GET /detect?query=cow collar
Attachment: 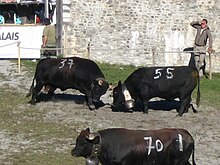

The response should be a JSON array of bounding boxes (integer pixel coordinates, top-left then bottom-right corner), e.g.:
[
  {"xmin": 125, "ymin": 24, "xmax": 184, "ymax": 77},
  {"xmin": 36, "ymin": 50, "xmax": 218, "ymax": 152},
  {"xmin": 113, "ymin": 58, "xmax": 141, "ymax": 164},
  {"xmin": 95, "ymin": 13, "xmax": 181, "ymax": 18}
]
[
  {"xmin": 121, "ymin": 83, "xmax": 135, "ymax": 109},
  {"xmin": 89, "ymin": 132, "xmax": 102, "ymax": 159},
  {"xmin": 122, "ymin": 83, "xmax": 133, "ymax": 101}
]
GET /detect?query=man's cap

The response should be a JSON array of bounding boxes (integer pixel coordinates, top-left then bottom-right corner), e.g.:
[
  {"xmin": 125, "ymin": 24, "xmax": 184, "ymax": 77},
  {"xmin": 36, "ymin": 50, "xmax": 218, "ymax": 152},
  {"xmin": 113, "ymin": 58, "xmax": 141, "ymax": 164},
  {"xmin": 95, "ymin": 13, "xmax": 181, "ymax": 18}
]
[{"xmin": 43, "ymin": 18, "xmax": 51, "ymax": 25}]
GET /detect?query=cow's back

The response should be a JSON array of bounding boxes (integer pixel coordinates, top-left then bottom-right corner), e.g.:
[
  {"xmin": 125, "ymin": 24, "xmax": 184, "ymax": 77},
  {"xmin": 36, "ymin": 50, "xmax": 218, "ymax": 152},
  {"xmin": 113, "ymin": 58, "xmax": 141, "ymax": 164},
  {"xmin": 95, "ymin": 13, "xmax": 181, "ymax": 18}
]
[
  {"xmin": 98, "ymin": 128, "xmax": 195, "ymax": 165},
  {"xmin": 36, "ymin": 57, "xmax": 104, "ymax": 78},
  {"xmin": 34, "ymin": 57, "xmax": 105, "ymax": 87}
]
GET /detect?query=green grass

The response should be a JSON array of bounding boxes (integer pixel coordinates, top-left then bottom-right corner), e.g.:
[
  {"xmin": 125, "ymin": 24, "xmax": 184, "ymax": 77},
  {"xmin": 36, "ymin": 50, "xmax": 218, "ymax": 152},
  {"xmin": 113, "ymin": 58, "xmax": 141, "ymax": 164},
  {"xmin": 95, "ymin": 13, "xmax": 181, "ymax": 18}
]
[
  {"xmin": 97, "ymin": 62, "xmax": 137, "ymax": 84},
  {"xmin": 199, "ymin": 73, "xmax": 220, "ymax": 107}
]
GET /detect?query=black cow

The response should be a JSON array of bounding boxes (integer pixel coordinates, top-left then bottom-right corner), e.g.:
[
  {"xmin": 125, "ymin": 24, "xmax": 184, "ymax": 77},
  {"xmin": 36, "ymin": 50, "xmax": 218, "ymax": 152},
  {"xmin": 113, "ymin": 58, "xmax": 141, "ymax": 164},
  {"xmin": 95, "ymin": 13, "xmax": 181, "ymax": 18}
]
[
  {"xmin": 71, "ymin": 128, "xmax": 196, "ymax": 165},
  {"xmin": 26, "ymin": 57, "xmax": 109, "ymax": 110},
  {"xmin": 183, "ymin": 47, "xmax": 208, "ymax": 78},
  {"xmin": 112, "ymin": 66, "xmax": 200, "ymax": 116}
]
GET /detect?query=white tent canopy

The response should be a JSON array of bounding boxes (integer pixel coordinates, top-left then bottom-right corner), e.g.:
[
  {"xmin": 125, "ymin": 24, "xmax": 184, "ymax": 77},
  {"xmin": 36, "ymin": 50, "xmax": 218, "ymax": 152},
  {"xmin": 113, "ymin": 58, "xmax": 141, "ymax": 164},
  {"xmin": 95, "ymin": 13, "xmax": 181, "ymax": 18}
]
[{"xmin": 0, "ymin": 0, "xmax": 56, "ymax": 24}]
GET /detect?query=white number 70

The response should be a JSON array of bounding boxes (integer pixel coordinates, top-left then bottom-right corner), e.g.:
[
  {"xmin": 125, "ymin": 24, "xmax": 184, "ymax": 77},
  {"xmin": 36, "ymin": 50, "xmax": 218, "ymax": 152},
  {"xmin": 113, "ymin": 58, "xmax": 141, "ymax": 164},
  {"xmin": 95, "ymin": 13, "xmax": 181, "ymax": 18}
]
[{"xmin": 144, "ymin": 136, "xmax": 163, "ymax": 155}]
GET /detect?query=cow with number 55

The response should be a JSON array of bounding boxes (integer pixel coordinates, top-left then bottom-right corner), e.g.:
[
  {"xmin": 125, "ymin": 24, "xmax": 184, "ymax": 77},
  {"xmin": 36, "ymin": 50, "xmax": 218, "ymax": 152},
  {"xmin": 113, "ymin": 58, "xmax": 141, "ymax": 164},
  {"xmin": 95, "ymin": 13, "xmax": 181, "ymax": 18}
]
[
  {"xmin": 26, "ymin": 57, "xmax": 109, "ymax": 110},
  {"xmin": 112, "ymin": 66, "xmax": 200, "ymax": 116}
]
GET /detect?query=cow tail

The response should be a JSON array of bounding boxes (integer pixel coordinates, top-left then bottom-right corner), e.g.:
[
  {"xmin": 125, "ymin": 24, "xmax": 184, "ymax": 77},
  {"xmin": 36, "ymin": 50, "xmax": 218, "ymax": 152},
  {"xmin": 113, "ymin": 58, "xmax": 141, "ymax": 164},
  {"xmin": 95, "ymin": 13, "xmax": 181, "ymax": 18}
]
[
  {"xmin": 26, "ymin": 78, "xmax": 35, "ymax": 97},
  {"xmin": 192, "ymin": 143, "xmax": 196, "ymax": 165},
  {"xmin": 196, "ymin": 72, "xmax": 200, "ymax": 108}
]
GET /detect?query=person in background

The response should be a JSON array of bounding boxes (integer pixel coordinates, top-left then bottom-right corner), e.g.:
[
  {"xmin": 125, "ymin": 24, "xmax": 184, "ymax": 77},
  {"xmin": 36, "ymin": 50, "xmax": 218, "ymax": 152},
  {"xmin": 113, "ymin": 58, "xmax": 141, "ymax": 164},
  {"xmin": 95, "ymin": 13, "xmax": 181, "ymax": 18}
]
[
  {"xmin": 49, "ymin": 0, "xmax": 56, "ymax": 23},
  {"xmin": 17, "ymin": 4, "xmax": 30, "ymax": 24},
  {"xmin": 42, "ymin": 18, "xmax": 56, "ymax": 57},
  {"xmin": 190, "ymin": 19, "xmax": 214, "ymax": 74}
]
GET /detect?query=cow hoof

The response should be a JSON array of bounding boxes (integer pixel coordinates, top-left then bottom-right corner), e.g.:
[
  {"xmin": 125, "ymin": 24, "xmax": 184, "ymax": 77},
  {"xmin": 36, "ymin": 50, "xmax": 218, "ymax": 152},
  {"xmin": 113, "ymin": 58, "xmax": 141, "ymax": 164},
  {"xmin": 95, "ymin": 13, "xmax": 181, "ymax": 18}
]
[
  {"xmin": 176, "ymin": 113, "xmax": 183, "ymax": 117},
  {"xmin": 193, "ymin": 110, "xmax": 198, "ymax": 113},
  {"xmin": 29, "ymin": 100, "xmax": 36, "ymax": 105},
  {"xmin": 89, "ymin": 105, "xmax": 96, "ymax": 110},
  {"xmin": 127, "ymin": 109, "xmax": 133, "ymax": 113}
]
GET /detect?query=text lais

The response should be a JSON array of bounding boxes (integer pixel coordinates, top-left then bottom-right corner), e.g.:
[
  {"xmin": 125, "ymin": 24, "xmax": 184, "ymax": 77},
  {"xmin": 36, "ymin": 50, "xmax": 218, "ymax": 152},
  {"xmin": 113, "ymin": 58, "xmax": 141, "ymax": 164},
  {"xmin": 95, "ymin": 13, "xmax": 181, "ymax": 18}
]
[
  {"xmin": 144, "ymin": 136, "xmax": 163, "ymax": 155},
  {"xmin": 59, "ymin": 59, "xmax": 74, "ymax": 69},
  {"xmin": 153, "ymin": 68, "xmax": 174, "ymax": 79},
  {"xmin": 0, "ymin": 32, "xmax": 19, "ymax": 40}
]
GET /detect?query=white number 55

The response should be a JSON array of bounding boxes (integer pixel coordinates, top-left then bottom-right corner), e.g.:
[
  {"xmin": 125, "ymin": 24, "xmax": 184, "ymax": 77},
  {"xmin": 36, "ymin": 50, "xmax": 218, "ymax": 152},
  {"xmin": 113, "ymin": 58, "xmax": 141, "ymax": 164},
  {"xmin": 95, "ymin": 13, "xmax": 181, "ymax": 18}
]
[
  {"xmin": 154, "ymin": 68, "xmax": 163, "ymax": 79},
  {"xmin": 153, "ymin": 68, "xmax": 174, "ymax": 79}
]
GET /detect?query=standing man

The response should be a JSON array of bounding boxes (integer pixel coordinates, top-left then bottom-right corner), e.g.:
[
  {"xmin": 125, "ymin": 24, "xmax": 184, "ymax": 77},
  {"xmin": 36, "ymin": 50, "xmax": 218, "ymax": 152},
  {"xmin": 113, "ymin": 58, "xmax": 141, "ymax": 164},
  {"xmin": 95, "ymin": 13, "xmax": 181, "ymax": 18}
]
[
  {"xmin": 190, "ymin": 19, "xmax": 214, "ymax": 73},
  {"xmin": 42, "ymin": 18, "xmax": 56, "ymax": 57}
]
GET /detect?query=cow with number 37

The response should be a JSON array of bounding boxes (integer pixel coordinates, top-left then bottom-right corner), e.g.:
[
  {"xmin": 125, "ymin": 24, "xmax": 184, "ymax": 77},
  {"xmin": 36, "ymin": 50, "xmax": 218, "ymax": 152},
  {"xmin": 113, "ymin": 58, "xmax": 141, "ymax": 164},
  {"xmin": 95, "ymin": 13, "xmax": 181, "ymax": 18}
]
[
  {"xmin": 112, "ymin": 66, "xmax": 200, "ymax": 116},
  {"xmin": 26, "ymin": 57, "xmax": 109, "ymax": 110}
]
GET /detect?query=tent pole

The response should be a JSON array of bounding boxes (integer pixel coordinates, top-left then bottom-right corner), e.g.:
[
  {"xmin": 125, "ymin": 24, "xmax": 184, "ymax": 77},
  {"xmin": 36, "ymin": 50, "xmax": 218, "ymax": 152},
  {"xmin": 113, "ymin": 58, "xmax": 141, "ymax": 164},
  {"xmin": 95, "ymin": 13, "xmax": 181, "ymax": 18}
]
[{"xmin": 44, "ymin": 0, "xmax": 49, "ymax": 18}]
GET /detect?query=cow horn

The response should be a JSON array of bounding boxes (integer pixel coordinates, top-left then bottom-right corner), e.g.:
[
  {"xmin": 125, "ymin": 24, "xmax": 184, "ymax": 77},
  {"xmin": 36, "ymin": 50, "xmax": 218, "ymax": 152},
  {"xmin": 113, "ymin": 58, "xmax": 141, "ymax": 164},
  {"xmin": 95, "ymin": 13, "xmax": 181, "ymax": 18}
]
[
  {"xmin": 96, "ymin": 78, "xmax": 105, "ymax": 86},
  {"xmin": 98, "ymin": 79, "xmax": 104, "ymax": 86},
  {"xmin": 108, "ymin": 83, "xmax": 114, "ymax": 91},
  {"xmin": 86, "ymin": 133, "xmax": 97, "ymax": 140},
  {"xmin": 73, "ymin": 129, "xmax": 81, "ymax": 133}
]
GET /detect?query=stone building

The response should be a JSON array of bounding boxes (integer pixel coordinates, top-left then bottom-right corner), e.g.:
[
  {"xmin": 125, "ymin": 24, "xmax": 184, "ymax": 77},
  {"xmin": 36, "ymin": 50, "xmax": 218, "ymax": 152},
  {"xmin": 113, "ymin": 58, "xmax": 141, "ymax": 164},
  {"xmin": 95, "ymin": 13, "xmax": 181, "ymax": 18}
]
[{"xmin": 62, "ymin": 0, "xmax": 220, "ymax": 72}]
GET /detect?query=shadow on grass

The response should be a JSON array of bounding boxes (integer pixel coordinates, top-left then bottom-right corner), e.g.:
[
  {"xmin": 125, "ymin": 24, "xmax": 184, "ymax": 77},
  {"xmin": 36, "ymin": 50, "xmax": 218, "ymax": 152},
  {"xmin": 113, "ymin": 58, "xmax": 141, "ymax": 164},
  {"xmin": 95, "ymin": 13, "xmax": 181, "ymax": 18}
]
[
  {"xmin": 148, "ymin": 100, "xmax": 180, "ymax": 112},
  {"xmin": 111, "ymin": 100, "xmax": 181, "ymax": 113},
  {"xmin": 34, "ymin": 93, "xmax": 106, "ymax": 109}
]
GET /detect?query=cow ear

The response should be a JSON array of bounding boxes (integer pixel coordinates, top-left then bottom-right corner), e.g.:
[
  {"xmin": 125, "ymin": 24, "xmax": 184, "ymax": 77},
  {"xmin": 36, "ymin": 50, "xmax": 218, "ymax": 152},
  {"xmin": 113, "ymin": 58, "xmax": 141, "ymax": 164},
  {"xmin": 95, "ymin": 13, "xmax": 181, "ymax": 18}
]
[
  {"xmin": 86, "ymin": 133, "xmax": 100, "ymax": 144},
  {"xmin": 118, "ymin": 81, "xmax": 122, "ymax": 87},
  {"xmin": 86, "ymin": 128, "xmax": 90, "ymax": 132},
  {"xmin": 93, "ymin": 136, "xmax": 100, "ymax": 144},
  {"xmin": 117, "ymin": 81, "xmax": 123, "ymax": 90}
]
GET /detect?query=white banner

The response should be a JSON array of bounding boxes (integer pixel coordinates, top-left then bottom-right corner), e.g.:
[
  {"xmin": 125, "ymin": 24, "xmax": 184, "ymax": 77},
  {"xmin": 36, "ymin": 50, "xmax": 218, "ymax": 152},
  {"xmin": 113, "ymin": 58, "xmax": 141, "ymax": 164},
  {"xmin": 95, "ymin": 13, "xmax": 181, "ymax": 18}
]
[{"xmin": 0, "ymin": 25, "xmax": 45, "ymax": 59}]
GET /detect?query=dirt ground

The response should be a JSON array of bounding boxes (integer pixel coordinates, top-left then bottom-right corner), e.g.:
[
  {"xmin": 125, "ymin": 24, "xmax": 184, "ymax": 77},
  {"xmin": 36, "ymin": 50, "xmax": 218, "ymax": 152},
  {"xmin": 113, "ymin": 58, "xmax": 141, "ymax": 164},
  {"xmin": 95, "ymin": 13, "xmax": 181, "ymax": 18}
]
[{"xmin": 0, "ymin": 60, "xmax": 219, "ymax": 165}]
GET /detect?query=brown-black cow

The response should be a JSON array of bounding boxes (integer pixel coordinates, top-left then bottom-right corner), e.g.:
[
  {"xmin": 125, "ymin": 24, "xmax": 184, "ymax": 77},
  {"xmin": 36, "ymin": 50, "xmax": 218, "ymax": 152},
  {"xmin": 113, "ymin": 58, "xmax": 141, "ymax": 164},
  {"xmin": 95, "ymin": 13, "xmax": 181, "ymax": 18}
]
[
  {"xmin": 112, "ymin": 66, "xmax": 200, "ymax": 116},
  {"xmin": 71, "ymin": 128, "xmax": 196, "ymax": 165},
  {"xmin": 26, "ymin": 57, "xmax": 109, "ymax": 110}
]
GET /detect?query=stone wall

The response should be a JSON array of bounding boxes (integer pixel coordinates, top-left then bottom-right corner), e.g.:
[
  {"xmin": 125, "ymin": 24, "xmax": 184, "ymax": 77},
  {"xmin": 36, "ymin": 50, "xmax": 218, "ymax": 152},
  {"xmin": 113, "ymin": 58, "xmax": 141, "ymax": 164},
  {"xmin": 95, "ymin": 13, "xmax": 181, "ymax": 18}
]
[{"xmin": 62, "ymin": 0, "xmax": 220, "ymax": 72}]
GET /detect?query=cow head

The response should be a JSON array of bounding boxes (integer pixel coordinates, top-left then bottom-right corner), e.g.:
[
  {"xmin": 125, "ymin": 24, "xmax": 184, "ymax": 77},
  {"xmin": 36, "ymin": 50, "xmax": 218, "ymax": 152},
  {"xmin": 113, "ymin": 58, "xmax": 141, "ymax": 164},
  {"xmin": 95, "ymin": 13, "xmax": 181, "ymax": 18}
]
[
  {"xmin": 91, "ymin": 78, "xmax": 109, "ymax": 101},
  {"xmin": 112, "ymin": 81, "xmax": 135, "ymax": 112},
  {"xmin": 71, "ymin": 128, "xmax": 101, "ymax": 162}
]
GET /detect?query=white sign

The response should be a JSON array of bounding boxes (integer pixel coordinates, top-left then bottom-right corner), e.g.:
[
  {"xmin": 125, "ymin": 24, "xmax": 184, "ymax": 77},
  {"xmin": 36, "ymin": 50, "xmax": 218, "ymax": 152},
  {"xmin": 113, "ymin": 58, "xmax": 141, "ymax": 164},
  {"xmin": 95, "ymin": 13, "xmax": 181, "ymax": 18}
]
[{"xmin": 0, "ymin": 26, "xmax": 45, "ymax": 59}]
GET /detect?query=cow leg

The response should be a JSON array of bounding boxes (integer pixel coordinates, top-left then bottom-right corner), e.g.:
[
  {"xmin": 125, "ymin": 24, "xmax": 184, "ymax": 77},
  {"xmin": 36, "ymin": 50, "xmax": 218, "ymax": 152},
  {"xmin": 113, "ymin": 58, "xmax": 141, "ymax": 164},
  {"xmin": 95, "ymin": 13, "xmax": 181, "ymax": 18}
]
[
  {"xmin": 185, "ymin": 97, "xmax": 192, "ymax": 113},
  {"xmin": 186, "ymin": 96, "xmax": 198, "ymax": 114},
  {"xmin": 47, "ymin": 86, "xmax": 57, "ymax": 99},
  {"xmin": 178, "ymin": 96, "xmax": 191, "ymax": 116},
  {"xmin": 143, "ymin": 99, "xmax": 149, "ymax": 114},
  {"xmin": 190, "ymin": 104, "xmax": 198, "ymax": 113},
  {"xmin": 140, "ymin": 93, "xmax": 149, "ymax": 113},
  {"xmin": 133, "ymin": 98, "xmax": 144, "ymax": 112},
  {"xmin": 49, "ymin": 87, "xmax": 57, "ymax": 102},
  {"xmin": 30, "ymin": 82, "xmax": 44, "ymax": 105},
  {"xmin": 85, "ymin": 96, "xmax": 96, "ymax": 110},
  {"xmin": 139, "ymin": 88, "xmax": 150, "ymax": 114}
]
